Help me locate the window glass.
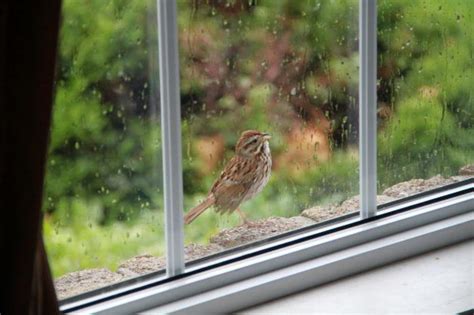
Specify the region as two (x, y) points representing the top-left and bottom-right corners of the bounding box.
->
(43, 0), (474, 302)
(377, 0), (473, 203)
(43, 0), (164, 299)
(179, 0), (360, 258)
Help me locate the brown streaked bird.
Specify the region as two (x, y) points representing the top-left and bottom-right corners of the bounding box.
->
(184, 130), (272, 225)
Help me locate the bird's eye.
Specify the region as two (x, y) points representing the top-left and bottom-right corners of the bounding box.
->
(251, 139), (258, 144)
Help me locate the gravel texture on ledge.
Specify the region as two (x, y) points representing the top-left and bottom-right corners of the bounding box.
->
(459, 164), (474, 175)
(301, 194), (396, 222)
(116, 254), (165, 278)
(54, 167), (473, 300)
(116, 243), (223, 277)
(210, 216), (314, 248)
(382, 174), (470, 199)
(55, 268), (123, 300)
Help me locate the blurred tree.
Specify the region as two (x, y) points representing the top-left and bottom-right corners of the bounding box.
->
(45, 0), (473, 225)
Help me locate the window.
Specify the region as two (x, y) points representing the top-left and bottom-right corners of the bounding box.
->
(376, 0), (473, 203)
(44, 0), (167, 300)
(42, 0), (473, 312)
(180, 0), (360, 260)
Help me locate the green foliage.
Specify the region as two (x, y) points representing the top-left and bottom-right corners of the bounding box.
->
(376, 0), (474, 189)
(378, 97), (473, 188)
(44, 201), (164, 278)
(44, 0), (162, 225)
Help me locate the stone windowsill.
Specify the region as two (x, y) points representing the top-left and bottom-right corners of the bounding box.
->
(54, 165), (473, 300)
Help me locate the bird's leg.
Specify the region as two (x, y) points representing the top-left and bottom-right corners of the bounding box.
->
(236, 208), (253, 226)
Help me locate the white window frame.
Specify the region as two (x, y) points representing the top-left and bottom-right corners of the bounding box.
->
(59, 0), (474, 312)
(157, 0), (185, 277)
(158, 0), (379, 279)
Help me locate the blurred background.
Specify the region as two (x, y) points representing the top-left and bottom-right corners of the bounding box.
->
(43, 0), (473, 279)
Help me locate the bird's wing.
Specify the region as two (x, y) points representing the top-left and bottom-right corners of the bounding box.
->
(210, 156), (255, 213)
(211, 156), (255, 189)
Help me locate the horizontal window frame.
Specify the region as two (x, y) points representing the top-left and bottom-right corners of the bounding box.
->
(58, 179), (472, 308)
(60, 179), (473, 313)
(152, 211), (473, 314)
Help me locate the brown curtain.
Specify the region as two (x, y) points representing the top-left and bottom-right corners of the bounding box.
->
(0, 1), (62, 314)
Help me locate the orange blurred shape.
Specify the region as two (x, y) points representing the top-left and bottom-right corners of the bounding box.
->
(276, 123), (331, 175)
(195, 134), (226, 175)
(419, 86), (439, 100)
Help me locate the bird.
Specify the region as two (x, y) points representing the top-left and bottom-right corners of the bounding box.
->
(184, 130), (272, 225)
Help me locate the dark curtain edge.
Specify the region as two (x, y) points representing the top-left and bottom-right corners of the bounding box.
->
(0, 1), (62, 314)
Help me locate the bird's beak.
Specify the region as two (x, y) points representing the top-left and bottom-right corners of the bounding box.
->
(262, 133), (271, 140)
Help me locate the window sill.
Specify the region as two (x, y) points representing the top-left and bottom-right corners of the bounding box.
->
(65, 182), (473, 314)
(152, 212), (472, 314)
(243, 239), (473, 313)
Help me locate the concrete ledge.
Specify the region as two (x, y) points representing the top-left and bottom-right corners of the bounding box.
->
(55, 169), (473, 300)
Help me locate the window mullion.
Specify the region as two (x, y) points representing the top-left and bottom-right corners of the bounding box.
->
(359, 0), (378, 219)
(157, 0), (185, 276)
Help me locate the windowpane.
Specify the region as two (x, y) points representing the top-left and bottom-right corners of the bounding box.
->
(179, 0), (360, 259)
(43, 0), (165, 299)
(377, 0), (473, 203)
(39, 0), (474, 305)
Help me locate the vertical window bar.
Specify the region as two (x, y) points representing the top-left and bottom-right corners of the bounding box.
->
(359, 0), (377, 219)
(157, 0), (185, 276)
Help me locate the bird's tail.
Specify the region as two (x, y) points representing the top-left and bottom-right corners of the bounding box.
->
(184, 195), (215, 224)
